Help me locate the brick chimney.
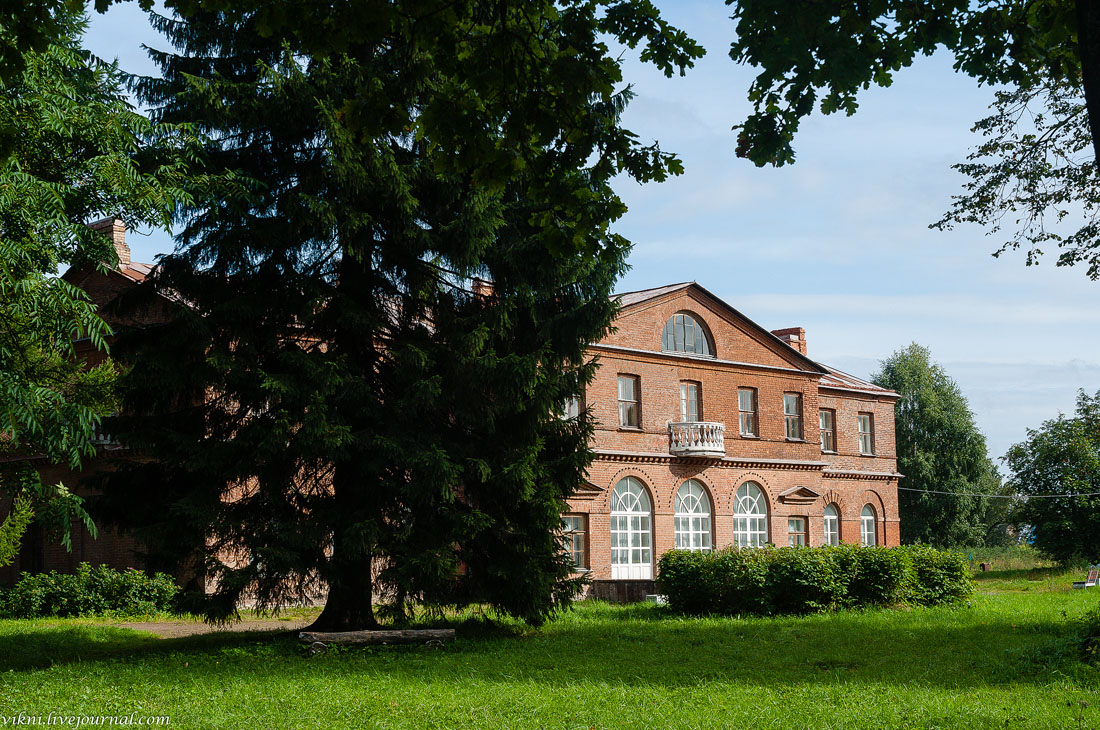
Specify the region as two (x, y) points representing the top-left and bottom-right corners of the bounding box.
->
(88, 216), (130, 268)
(471, 277), (494, 299)
(771, 327), (807, 355)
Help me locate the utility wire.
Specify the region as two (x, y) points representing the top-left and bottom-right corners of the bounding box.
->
(898, 486), (1100, 500)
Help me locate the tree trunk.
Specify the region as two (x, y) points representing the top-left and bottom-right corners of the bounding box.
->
(306, 246), (381, 633)
(1077, 0), (1100, 166)
(306, 497), (378, 631)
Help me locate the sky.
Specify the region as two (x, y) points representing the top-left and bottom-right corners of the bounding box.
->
(82, 1), (1100, 466)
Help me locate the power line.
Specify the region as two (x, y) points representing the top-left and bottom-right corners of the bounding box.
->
(898, 486), (1100, 500)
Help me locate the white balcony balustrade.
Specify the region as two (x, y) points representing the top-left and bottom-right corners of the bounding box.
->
(668, 421), (725, 457)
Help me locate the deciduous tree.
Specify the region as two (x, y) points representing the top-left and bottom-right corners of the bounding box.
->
(0, 8), (188, 566)
(725, 1), (1097, 166)
(872, 344), (1008, 547)
(1005, 388), (1100, 564)
(934, 78), (1100, 279)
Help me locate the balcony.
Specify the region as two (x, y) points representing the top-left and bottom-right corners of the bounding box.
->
(668, 421), (725, 458)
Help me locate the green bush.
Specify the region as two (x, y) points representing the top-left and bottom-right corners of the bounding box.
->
(0, 563), (178, 618)
(657, 545), (974, 617)
(765, 547), (844, 614)
(907, 545), (974, 606)
(848, 546), (911, 606)
(711, 547), (769, 616)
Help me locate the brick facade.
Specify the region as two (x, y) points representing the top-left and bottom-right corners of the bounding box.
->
(1, 220), (167, 585)
(565, 283), (901, 598)
(2, 227), (903, 603)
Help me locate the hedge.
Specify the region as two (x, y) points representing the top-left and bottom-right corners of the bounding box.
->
(657, 544), (974, 616)
(0, 563), (179, 618)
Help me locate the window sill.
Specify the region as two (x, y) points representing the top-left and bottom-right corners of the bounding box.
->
(821, 450), (838, 455)
(573, 568), (592, 574)
(739, 434), (760, 439)
(785, 438), (807, 443)
(617, 426), (644, 432)
(860, 453), (877, 458)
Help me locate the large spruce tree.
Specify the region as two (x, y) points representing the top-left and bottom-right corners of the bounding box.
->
(100, 1), (701, 628)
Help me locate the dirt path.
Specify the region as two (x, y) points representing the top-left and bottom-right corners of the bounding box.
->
(115, 618), (311, 639)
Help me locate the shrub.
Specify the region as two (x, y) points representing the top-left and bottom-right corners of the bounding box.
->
(765, 547), (844, 614)
(656, 549), (713, 615)
(657, 545), (974, 617)
(0, 564), (178, 619)
(906, 545), (975, 606)
(848, 546), (911, 606)
(711, 547), (769, 616)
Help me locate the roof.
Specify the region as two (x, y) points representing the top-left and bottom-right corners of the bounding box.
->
(614, 281), (695, 308)
(817, 364), (900, 399)
(118, 262), (154, 283)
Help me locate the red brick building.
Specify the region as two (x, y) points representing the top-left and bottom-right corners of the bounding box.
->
(562, 283), (901, 601)
(3, 228), (902, 601)
(1, 219), (157, 584)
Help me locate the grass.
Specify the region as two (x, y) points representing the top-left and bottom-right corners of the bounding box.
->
(2, 569), (1099, 729)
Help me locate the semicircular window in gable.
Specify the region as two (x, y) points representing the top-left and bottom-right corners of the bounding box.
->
(662, 312), (713, 356)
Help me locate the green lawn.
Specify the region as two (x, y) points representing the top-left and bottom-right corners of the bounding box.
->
(2, 571), (1099, 729)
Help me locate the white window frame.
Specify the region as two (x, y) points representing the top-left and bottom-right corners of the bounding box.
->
(662, 312), (713, 356)
(858, 412), (875, 455)
(674, 480), (712, 551)
(733, 482), (769, 547)
(563, 394), (584, 420)
(784, 393), (803, 440)
(787, 516), (807, 547)
(617, 375), (640, 428)
(610, 477), (653, 579)
(860, 504), (877, 546)
(819, 409), (836, 452)
(824, 503), (840, 546)
(738, 388), (757, 437)
(562, 515), (587, 569)
(680, 382), (701, 422)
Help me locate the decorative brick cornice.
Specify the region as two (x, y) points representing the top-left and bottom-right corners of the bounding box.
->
(593, 449), (827, 471)
(822, 469), (901, 481)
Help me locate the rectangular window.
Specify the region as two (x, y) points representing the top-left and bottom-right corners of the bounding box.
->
(858, 412), (875, 455)
(618, 375), (640, 428)
(738, 388), (757, 436)
(679, 382), (701, 422)
(784, 393), (803, 440)
(787, 517), (807, 547)
(819, 409), (836, 452)
(562, 515), (587, 570)
(563, 392), (584, 420)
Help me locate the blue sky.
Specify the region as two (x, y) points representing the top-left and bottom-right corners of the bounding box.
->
(83, 1), (1100, 466)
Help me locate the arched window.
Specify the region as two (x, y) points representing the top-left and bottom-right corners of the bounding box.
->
(662, 312), (713, 356)
(733, 482), (768, 547)
(674, 480), (712, 551)
(824, 503), (840, 546)
(610, 477), (653, 579)
(860, 504), (877, 546)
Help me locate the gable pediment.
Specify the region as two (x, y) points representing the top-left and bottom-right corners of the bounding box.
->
(777, 486), (823, 504)
(603, 283), (826, 374)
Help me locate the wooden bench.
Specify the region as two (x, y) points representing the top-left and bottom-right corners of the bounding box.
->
(1073, 567), (1099, 589)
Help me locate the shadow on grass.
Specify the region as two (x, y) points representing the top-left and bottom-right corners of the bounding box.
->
(0, 622), (302, 672)
(0, 600), (1091, 691)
